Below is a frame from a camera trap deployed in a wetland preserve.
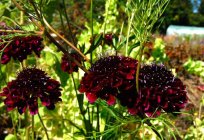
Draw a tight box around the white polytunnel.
[167,25,204,36]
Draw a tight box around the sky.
[191,0,201,13]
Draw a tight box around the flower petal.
[86,93,97,104]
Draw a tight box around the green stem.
[64,118,86,136]
[11,112,17,139]
[136,45,144,92]
[58,8,68,52]
[25,126,30,140]
[90,1,100,137]
[71,74,92,138]
[90,0,93,42]
[101,0,109,49]
[32,115,35,140]
[18,114,21,132]
[139,113,163,140]
[71,74,84,115]
[90,0,93,63]
[37,113,49,140]
[198,94,204,119]
[24,110,29,140]
[62,0,77,46]
[125,11,135,56]
[96,104,100,136]
[144,120,163,140]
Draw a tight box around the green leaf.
[85,34,103,55]
[128,41,140,55]
[79,43,86,54]
[21,24,36,31]
[76,94,84,113]
[117,35,136,50]
[54,58,69,87]
[45,51,56,66]
[43,0,60,23]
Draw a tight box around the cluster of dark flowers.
[0,23,43,64]
[79,55,188,117]
[0,25,62,115]
[0,31,43,64]
[0,25,187,117]
[0,68,62,115]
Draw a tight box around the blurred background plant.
[184,59,204,79]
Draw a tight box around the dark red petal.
[40,96,51,106]
[17,100,27,114]
[86,93,97,104]
[1,53,10,64]
[28,98,38,115]
[46,79,60,91]
[46,103,55,110]
[0,87,10,96]
[4,97,16,111]
[107,95,116,105]
[112,77,123,87]
[128,107,138,115]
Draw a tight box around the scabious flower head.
[0,35,43,64]
[61,53,82,74]
[0,68,61,115]
[128,64,188,117]
[79,55,138,105]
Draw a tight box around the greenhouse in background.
[167,25,204,35]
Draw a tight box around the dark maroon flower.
[79,55,138,105]
[128,64,188,117]
[0,68,61,115]
[104,33,113,45]
[61,53,82,74]
[0,35,43,64]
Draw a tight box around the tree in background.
[198,0,204,14]
[156,0,204,34]
[189,0,204,26]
